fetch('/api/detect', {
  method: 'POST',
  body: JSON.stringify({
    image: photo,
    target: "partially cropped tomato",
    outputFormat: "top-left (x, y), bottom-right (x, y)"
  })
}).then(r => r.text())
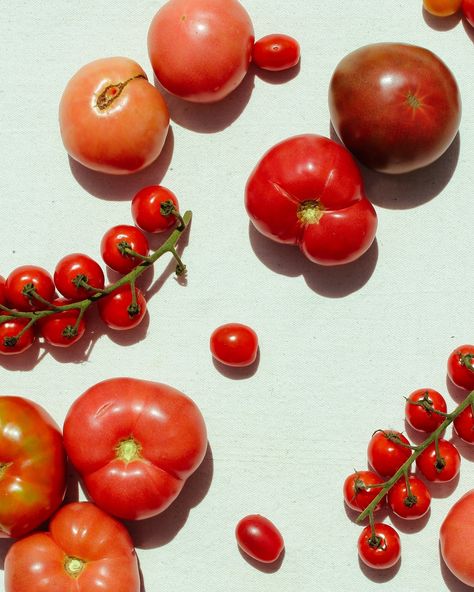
top-left (424, 0), bottom-right (462, 16)
top-left (0, 319), bottom-right (36, 355)
top-left (131, 185), bottom-right (180, 233)
top-left (447, 345), bottom-right (474, 391)
top-left (59, 57), bottom-right (169, 174)
top-left (440, 490), bottom-right (474, 586)
top-left (101, 225), bottom-right (149, 274)
top-left (329, 43), bottom-right (461, 173)
top-left (4, 502), bottom-right (140, 592)
top-left (38, 299), bottom-right (86, 348)
top-left (54, 254), bottom-right (105, 301)
top-left (343, 471), bottom-right (385, 512)
top-left (388, 475), bottom-right (431, 520)
top-left (454, 405), bottom-right (474, 443)
top-left (63, 378), bottom-right (207, 520)
top-left (148, 0), bottom-right (254, 102)
top-left (210, 323), bottom-right (258, 367)
top-left (0, 275), bottom-right (6, 305)
top-left (236, 515), bottom-right (284, 563)
top-left (98, 285), bottom-right (147, 330)
top-left (6, 265), bottom-right (55, 311)
top-left (0, 397), bottom-right (66, 538)
top-left (463, 0), bottom-right (474, 26)
top-left (405, 389), bottom-right (447, 432)
top-left (245, 135), bottom-right (377, 266)
top-left (416, 439), bottom-right (460, 482)
top-left (367, 431), bottom-right (411, 477)
top-left (358, 523), bottom-right (401, 569)
top-left (252, 34), bottom-right (300, 71)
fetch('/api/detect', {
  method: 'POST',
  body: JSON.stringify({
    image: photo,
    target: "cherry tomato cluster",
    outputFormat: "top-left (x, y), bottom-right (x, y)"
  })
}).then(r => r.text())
top-left (344, 344), bottom-right (474, 570)
top-left (0, 186), bottom-right (185, 355)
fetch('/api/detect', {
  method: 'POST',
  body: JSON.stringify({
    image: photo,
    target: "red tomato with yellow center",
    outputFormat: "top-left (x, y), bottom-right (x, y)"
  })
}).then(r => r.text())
top-left (63, 378), bottom-right (208, 520)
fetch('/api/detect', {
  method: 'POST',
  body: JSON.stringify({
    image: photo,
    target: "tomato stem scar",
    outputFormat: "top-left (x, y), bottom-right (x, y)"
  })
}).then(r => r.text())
top-left (64, 556), bottom-right (86, 578)
top-left (96, 74), bottom-right (147, 111)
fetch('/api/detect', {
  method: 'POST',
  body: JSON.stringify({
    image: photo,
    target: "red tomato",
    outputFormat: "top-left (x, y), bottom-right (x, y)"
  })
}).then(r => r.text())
top-left (131, 185), bottom-right (180, 233)
top-left (454, 405), bottom-right (474, 443)
top-left (101, 225), bottom-right (149, 274)
top-left (252, 34), bottom-right (300, 71)
top-left (4, 502), bottom-right (140, 592)
top-left (245, 134), bottom-right (377, 266)
top-left (98, 285), bottom-right (147, 331)
top-left (329, 43), bottom-right (461, 173)
top-left (0, 396), bottom-right (66, 538)
top-left (0, 319), bottom-right (36, 355)
top-left (148, 0), bottom-right (254, 102)
top-left (387, 475), bottom-right (431, 520)
top-left (463, 0), bottom-right (474, 25)
top-left (59, 57), bottom-right (169, 174)
top-left (440, 490), bottom-right (474, 586)
top-left (6, 265), bottom-right (55, 311)
top-left (343, 471), bottom-right (385, 512)
top-left (367, 431), bottom-right (411, 477)
top-left (210, 323), bottom-right (258, 367)
top-left (416, 439), bottom-right (460, 482)
top-left (38, 299), bottom-right (86, 348)
top-left (424, 0), bottom-right (462, 16)
top-left (54, 254), bottom-right (105, 300)
top-left (235, 515), bottom-right (284, 563)
top-left (447, 345), bottom-right (474, 391)
top-left (405, 389), bottom-right (447, 432)
top-left (0, 275), bottom-right (6, 305)
top-left (63, 378), bottom-right (207, 520)
top-left (358, 523), bottom-right (401, 569)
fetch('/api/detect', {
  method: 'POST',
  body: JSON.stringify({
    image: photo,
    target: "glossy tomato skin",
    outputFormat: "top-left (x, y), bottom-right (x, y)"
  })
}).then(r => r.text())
top-left (245, 134), bottom-right (377, 266)
top-left (59, 57), bottom-right (169, 174)
top-left (440, 490), bottom-right (474, 586)
top-left (210, 323), bottom-right (258, 367)
top-left (148, 0), bottom-right (254, 102)
top-left (343, 471), bottom-right (385, 512)
top-left (329, 43), bottom-right (461, 173)
top-left (236, 515), bottom-right (284, 563)
top-left (388, 475), bottom-right (431, 520)
top-left (447, 345), bottom-right (474, 391)
top-left (38, 299), bottom-right (86, 347)
top-left (416, 439), bottom-right (460, 482)
top-left (98, 285), bottom-right (147, 330)
top-left (4, 502), bottom-right (140, 592)
top-left (454, 406), bottom-right (474, 443)
top-left (0, 319), bottom-right (36, 355)
top-left (252, 34), bottom-right (300, 71)
top-left (405, 389), bottom-right (447, 432)
top-left (54, 254), bottom-right (105, 300)
top-left (63, 378), bottom-right (207, 520)
top-left (463, 0), bottom-right (474, 26)
top-left (358, 523), bottom-right (401, 569)
top-left (424, 0), bottom-right (462, 16)
top-left (131, 185), bottom-right (179, 233)
top-left (101, 225), bottom-right (149, 274)
top-left (367, 431), bottom-right (411, 477)
top-left (0, 397), bottom-right (66, 538)
top-left (6, 265), bottom-right (55, 311)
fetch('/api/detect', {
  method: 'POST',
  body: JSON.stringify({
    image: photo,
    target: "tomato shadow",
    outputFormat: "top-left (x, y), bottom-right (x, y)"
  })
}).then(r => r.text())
top-left (0, 340), bottom-right (46, 371)
top-left (358, 555), bottom-right (401, 582)
top-left (125, 443), bottom-right (213, 549)
top-left (211, 349), bottom-right (260, 379)
top-left (138, 559), bottom-right (146, 592)
top-left (254, 60), bottom-right (301, 85)
top-left (390, 508), bottom-right (431, 534)
top-left (238, 546), bottom-right (285, 573)
top-left (63, 462), bottom-right (80, 505)
top-left (404, 419), bottom-right (435, 446)
top-left (417, 470), bottom-right (460, 499)
top-left (68, 127), bottom-right (174, 201)
top-left (463, 18), bottom-right (474, 42)
top-left (343, 500), bottom-right (389, 526)
top-left (422, 7), bottom-right (462, 30)
top-left (248, 222), bottom-right (378, 298)
top-left (153, 68), bottom-right (255, 133)
top-left (446, 375), bottom-right (470, 404)
top-left (440, 544), bottom-right (474, 591)
top-left (329, 124), bottom-right (460, 210)
top-left (451, 436), bottom-right (474, 462)
top-left (0, 539), bottom-right (14, 571)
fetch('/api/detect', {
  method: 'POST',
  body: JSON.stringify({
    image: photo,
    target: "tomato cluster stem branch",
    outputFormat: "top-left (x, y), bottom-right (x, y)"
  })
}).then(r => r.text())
top-left (357, 390), bottom-right (474, 523)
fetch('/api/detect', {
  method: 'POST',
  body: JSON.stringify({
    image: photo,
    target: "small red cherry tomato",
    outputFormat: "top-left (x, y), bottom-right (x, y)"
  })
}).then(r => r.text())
top-left (54, 254), bottom-right (105, 301)
top-left (210, 323), bottom-right (258, 367)
top-left (463, 0), bottom-right (474, 25)
top-left (388, 475), bottom-right (431, 519)
top-left (131, 186), bottom-right (179, 233)
top-left (343, 470), bottom-right (385, 512)
top-left (235, 514), bottom-right (284, 563)
top-left (367, 431), bottom-right (412, 477)
top-left (38, 299), bottom-right (86, 348)
top-left (448, 345), bottom-right (474, 391)
top-left (405, 389), bottom-right (447, 432)
top-left (454, 405), bottom-right (474, 443)
top-left (98, 285), bottom-right (147, 330)
top-left (0, 319), bottom-right (36, 355)
top-left (252, 34), bottom-right (300, 71)
top-left (423, 0), bottom-right (462, 16)
top-left (416, 439), bottom-right (461, 482)
top-left (358, 523), bottom-right (401, 569)
top-left (101, 225), bottom-right (149, 274)
top-left (0, 275), bottom-right (6, 305)
top-left (6, 266), bottom-right (55, 311)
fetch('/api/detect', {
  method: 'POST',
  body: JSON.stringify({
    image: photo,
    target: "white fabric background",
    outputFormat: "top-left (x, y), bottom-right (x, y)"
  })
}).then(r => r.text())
top-left (0, 1), bottom-right (473, 590)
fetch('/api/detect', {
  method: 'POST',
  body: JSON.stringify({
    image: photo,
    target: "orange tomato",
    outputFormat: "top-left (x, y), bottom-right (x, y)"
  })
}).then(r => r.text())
top-left (423, 0), bottom-right (462, 16)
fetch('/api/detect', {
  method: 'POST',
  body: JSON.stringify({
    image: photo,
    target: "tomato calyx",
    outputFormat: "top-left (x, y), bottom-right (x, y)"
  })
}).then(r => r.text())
top-left (374, 429), bottom-right (417, 450)
top-left (297, 200), bottom-right (325, 225)
top-left (160, 199), bottom-right (185, 231)
top-left (96, 74), bottom-right (147, 111)
top-left (460, 352), bottom-right (474, 373)
top-left (64, 555), bottom-right (86, 578)
top-left (115, 436), bottom-right (142, 463)
top-left (405, 392), bottom-right (450, 417)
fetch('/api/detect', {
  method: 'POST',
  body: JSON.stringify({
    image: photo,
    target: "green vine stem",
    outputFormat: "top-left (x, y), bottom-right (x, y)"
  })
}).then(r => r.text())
top-left (357, 389), bottom-right (474, 523)
top-left (0, 210), bottom-right (192, 339)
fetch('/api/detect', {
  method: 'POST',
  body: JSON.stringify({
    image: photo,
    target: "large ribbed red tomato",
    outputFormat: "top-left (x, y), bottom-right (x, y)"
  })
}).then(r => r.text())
top-left (63, 378), bottom-right (207, 520)
top-left (245, 134), bottom-right (377, 266)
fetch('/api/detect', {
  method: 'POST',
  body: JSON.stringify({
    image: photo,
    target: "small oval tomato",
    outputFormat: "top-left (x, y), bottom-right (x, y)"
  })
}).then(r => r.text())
top-left (98, 285), bottom-right (146, 331)
top-left (252, 34), bottom-right (300, 71)
top-left (0, 396), bottom-right (66, 538)
top-left (463, 0), bottom-right (474, 26)
top-left (148, 0), bottom-right (254, 103)
top-left (101, 225), bottom-right (149, 274)
top-left (447, 345), bottom-right (474, 391)
top-left (59, 57), bottom-right (169, 174)
top-left (131, 186), bottom-right (180, 233)
top-left (416, 439), bottom-right (460, 482)
top-left (235, 515), bottom-right (284, 563)
top-left (424, 0), bottom-right (462, 16)
top-left (4, 502), bottom-right (140, 592)
top-left (440, 490), bottom-right (474, 586)
top-left (245, 134), bottom-right (377, 266)
top-left (405, 389), bottom-right (447, 432)
top-left (63, 378), bottom-right (207, 520)
top-left (367, 431), bottom-right (412, 477)
top-left (6, 265), bottom-right (55, 311)
top-left (388, 475), bottom-right (431, 520)
top-left (54, 254), bottom-right (105, 301)
top-left (358, 523), bottom-right (401, 570)
top-left (454, 405), bottom-right (474, 443)
top-left (38, 299), bottom-right (86, 348)
top-left (210, 323), bottom-right (258, 367)
top-left (343, 471), bottom-right (385, 512)
top-left (0, 319), bottom-right (36, 355)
